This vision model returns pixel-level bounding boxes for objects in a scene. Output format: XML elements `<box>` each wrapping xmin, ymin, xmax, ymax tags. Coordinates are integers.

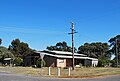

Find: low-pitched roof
<box><xmin>37</xmin><ymin>50</ymin><xmax>98</xmax><ymax>61</ymax></box>
<box><xmin>48</xmin><ymin>50</ymin><xmax>87</xmax><ymax>56</ymax></box>
<box><xmin>4</xmin><ymin>58</ymin><xmax>12</xmax><ymax>60</ymax></box>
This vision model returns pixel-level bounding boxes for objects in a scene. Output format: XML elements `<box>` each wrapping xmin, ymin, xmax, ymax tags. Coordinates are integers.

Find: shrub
<box><xmin>110</xmin><ymin>60</ymin><xmax>117</xmax><ymax>67</ymax></box>
<box><xmin>36</xmin><ymin>58</ymin><xmax>45</xmax><ymax>68</ymax></box>
<box><xmin>98</xmin><ymin>59</ymin><xmax>110</xmax><ymax>67</ymax></box>
<box><xmin>13</xmin><ymin>57</ymin><xmax>23</xmax><ymax>66</ymax></box>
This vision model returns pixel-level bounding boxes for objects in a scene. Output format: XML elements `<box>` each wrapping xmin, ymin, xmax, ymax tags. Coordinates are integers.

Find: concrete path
<box><xmin>0</xmin><ymin>72</ymin><xmax>120</xmax><ymax>81</ymax></box>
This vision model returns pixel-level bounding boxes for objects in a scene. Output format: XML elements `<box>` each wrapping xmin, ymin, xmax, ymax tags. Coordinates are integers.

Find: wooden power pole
<box><xmin>69</xmin><ymin>22</ymin><xmax>77</xmax><ymax>70</ymax></box>
<box><xmin>116</xmin><ymin>38</ymin><xmax>118</xmax><ymax>67</ymax></box>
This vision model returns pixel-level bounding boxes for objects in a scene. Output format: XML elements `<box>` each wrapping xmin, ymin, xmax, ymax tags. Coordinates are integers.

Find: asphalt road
<box><xmin>0</xmin><ymin>72</ymin><xmax>120</xmax><ymax>81</ymax></box>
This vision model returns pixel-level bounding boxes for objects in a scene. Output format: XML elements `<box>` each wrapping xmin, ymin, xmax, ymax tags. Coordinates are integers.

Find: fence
<box><xmin>47</xmin><ymin>67</ymin><xmax>74</xmax><ymax>77</ymax></box>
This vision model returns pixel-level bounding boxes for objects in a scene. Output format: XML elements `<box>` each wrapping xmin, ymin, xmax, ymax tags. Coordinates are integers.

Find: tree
<box><xmin>0</xmin><ymin>46</ymin><xmax>14</xmax><ymax>64</ymax></box>
<box><xmin>78</xmin><ymin>42</ymin><xmax>110</xmax><ymax>66</ymax></box>
<box><xmin>47</xmin><ymin>41</ymin><xmax>77</xmax><ymax>52</ymax></box>
<box><xmin>109</xmin><ymin>35</ymin><xmax>120</xmax><ymax>66</ymax></box>
<box><xmin>8</xmin><ymin>38</ymin><xmax>34</xmax><ymax>57</ymax></box>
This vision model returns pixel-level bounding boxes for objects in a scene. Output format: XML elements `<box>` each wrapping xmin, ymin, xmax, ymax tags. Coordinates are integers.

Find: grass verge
<box><xmin>0</xmin><ymin>66</ymin><xmax>120</xmax><ymax>78</ymax></box>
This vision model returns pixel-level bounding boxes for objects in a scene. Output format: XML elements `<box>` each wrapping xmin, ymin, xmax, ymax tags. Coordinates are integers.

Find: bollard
<box><xmin>48</xmin><ymin>67</ymin><xmax>51</xmax><ymax>76</ymax></box>
<box><xmin>58</xmin><ymin>67</ymin><xmax>60</xmax><ymax>76</ymax></box>
<box><xmin>68</xmin><ymin>67</ymin><xmax>70</xmax><ymax>76</ymax></box>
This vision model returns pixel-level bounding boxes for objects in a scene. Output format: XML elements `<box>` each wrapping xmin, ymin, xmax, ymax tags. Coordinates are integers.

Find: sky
<box><xmin>0</xmin><ymin>0</ymin><xmax>120</xmax><ymax>51</ymax></box>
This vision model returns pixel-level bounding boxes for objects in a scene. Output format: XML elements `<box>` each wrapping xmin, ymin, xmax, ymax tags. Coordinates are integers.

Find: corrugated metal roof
<box><xmin>4</xmin><ymin>58</ymin><xmax>12</xmax><ymax>60</ymax></box>
<box><xmin>39</xmin><ymin>52</ymin><xmax>98</xmax><ymax>61</ymax></box>
<box><xmin>49</xmin><ymin>50</ymin><xmax>87</xmax><ymax>56</ymax></box>
<box><xmin>37</xmin><ymin>50</ymin><xmax>87</xmax><ymax>56</ymax></box>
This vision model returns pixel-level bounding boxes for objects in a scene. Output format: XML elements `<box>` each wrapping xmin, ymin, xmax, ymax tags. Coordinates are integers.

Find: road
<box><xmin>0</xmin><ymin>72</ymin><xmax>120</xmax><ymax>81</ymax></box>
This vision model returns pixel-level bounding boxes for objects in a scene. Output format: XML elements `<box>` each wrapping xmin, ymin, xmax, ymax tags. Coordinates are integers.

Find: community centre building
<box><xmin>23</xmin><ymin>50</ymin><xmax>98</xmax><ymax>67</ymax></box>
<box><xmin>38</xmin><ymin>50</ymin><xmax>98</xmax><ymax>68</ymax></box>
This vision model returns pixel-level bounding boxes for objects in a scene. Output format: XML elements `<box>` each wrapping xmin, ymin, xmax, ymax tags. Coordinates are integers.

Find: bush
<box><xmin>98</xmin><ymin>59</ymin><xmax>110</xmax><ymax>67</ymax></box>
<box><xmin>36</xmin><ymin>58</ymin><xmax>45</xmax><ymax>68</ymax></box>
<box><xmin>110</xmin><ymin>60</ymin><xmax>118</xmax><ymax>67</ymax></box>
<box><xmin>13</xmin><ymin>57</ymin><xmax>23</xmax><ymax>66</ymax></box>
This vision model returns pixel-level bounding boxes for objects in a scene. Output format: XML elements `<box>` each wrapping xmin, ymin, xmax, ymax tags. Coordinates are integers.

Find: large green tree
<box><xmin>78</xmin><ymin>42</ymin><xmax>110</xmax><ymax>66</ymax></box>
<box><xmin>8</xmin><ymin>39</ymin><xmax>34</xmax><ymax>57</ymax></box>
<box><xmin>47</xmin><ymin>41</ymin><xmax>77</xmax><ymax>52</ymax></box>
<box><xmin>109</xmin><ymin>35</ymin><xmax>120</xmax><ymax>65</ymax></box>
<box><xmin>0</xmin><ymin>46</ymin><xmax>14</xmax><ymax>63</ymax></box>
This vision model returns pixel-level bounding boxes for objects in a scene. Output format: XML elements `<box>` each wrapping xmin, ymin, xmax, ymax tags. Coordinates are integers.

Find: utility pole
<box><xmin>69</xmin><ymin>22</ymin><xmax>77</xmax><ymax>70</ymax></box>
<box><xmin>116</xmin><ymin>37</ymin><xmax>118</xmax><ymax>67</ymax></box>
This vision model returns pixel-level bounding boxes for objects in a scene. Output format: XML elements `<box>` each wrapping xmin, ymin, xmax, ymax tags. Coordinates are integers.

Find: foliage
<box><xmin>78</xmin><ymin>42</ymin><xmax>110</xmax><ymax>67</ymax></box>
<box><xmin>13</xmin><ymin>57</ymin><xmax>23</xmax><ymax>66</ymax></box>
<box><xmin>98</xmin><ymin>57</ymin><xmax>110</xmax><ymax>67</ymax></box>
<box><xmin>8</xmin><ymin>38</ymin><xmax>35</xmax><ymax>57</ymax></box>
<box><xmin>78</xmin><ymin>42</ymin><xmax>110</xmax><ymax>58</ymax></box>
<box><xmin>47</xmin><ymin>41</ymin><xmax>77</xmax><ymax>52</ymax></box>
<box><xmin>36</xmin><ymin>58</ymin><xmax>45</xmax><ymax>68</ymax></box>
<box><xmin>0</xmin><ymin>46</ymin><xmax>14</xmax><ymax>63</ymax></box>
<box><xmin>108</xmin><ymin>35</ymin><xmax>120</xmax><ymax>64</ymax></box>
<box><xmin>110</xmin><ymin>60</ymin><xmax>117</xmax><ymax>67</ymax></box>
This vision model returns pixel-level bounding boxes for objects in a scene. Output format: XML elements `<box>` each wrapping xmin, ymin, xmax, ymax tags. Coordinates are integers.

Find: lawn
<box><xmin>0</xmin><ymin>66</ymin><xmax>120</xmax><ymax>78</ymax></box>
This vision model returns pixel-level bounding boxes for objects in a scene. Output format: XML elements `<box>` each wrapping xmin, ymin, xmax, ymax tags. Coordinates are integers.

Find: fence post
<box><xmin>48</xmin><ymin>67</ymin><xmax>51</xmax><ymax>76</ymax></box>
<box><xmin>68</xmin><ymin>67</ymin><xmax>70</xmax><ymax>76</ymax></box>
<box><xmin>58</xmin><ymin>67</ymin><xmax>60</xmax><ymax>76</ymax></box>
